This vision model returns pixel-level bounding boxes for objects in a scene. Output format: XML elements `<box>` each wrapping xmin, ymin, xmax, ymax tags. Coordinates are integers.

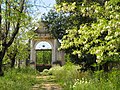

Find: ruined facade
<box><xmin>30</xmin><ymin>23</ymin><xmax>65</xmax><ymax>68</ymax></box>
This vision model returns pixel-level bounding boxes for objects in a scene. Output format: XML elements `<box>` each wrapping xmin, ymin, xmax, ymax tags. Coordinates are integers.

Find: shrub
<box><xmin>48</xmin><ymin>62</ymin><xmax>83</xmax><ymax>89</ymax></box>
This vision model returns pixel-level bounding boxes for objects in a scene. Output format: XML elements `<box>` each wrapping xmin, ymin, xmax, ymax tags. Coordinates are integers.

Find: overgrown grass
<box><xmin>41</xmin><ymin>62</ymin><xmax>120</xmax><ymax>90</ymax></box>
<box><xmin>42</xmin><ymin>62</ymin><xmax>83</xmax><ymax>89</ymax></box>
<box><xmin>73</xmin><ymin>70</ymin><xmax>120</xmax><ymax>90</ymax></box>
<box><xmin>0</xmin><ymin>67</ymin><xmax>39</xmax><ymax>90</ymax></box>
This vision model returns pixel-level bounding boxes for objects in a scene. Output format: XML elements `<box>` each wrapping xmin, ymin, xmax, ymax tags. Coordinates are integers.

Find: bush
<box><xmin>44</xmin><ymin>62</ymin><xmax>120</xmax><ymax>90</ymax></box>
<box><xmin>47</xmin><ymin>62</ymin><xmax>83</xmax><ymax>89</ymax></box>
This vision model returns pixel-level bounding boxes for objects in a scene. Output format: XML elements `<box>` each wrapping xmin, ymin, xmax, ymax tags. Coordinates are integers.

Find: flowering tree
<box><xmin>59</xmin><ymin>0</ymin><xmax>120</xmax><ymax>67</ymax></box>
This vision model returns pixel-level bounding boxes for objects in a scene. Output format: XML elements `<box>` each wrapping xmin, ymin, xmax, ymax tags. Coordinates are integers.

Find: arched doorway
<box><xmin>30</xmin><ymin>22</ymin><xmax>65</xmax><ymax>69</ymax></box>
<box><xmin>35</xmin><ymin>41</ymin><xmax>52</xmax><ymax>64</ymax></box>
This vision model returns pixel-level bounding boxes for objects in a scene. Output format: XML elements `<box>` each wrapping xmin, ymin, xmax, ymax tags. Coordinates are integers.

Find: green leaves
<box><xmin>55</xmin><ymin>2</ymin><xmax>76</xmax><ymax>12</ymax></box>
<box><xmin>59</xmin><ymin>1</ymin><xmax>120</xmax><ymax>63</ymax></box>
<box><xmin>41</xmin><ymin>9</ymin><xmax>69</xmax><ymax>39</ymax></box>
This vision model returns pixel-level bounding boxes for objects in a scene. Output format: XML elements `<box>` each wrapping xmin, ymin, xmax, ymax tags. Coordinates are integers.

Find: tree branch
<box><xmin>7</xmin><ymin>0</ymin><xmax>25</xmax><ymax>47</ymax></box>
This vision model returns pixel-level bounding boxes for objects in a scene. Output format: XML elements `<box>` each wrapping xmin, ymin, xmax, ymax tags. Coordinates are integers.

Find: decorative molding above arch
<box><xmin>34</xmin><ymin>40</ymin><xmax>54</xmax><ymax>50</ymax></box>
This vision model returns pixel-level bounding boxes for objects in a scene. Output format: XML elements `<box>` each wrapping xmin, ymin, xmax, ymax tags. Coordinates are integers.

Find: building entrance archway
<box><xmin>30</xmin><ymin>23</ymin><xmax>65</xmax><ymax>69</ymax></box>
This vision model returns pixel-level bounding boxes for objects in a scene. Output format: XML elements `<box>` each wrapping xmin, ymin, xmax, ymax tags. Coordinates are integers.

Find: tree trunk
<box><xmin>11</xmin><ymin>58</ymin><xmax>16</xmax><ymax>68</ymax></box>
<box><xmin>0</xmin><ymin>62</ymin><xmax>4</xmax><ymax>76</ymax></box>
<box><xmin>0</xmin><ymin>48</ymin><xmax>6</xmax><ymax>76</ymax></box>
<box><xmin>0</xmin><ymin>0</ymin><xmax>3</xmax><ymax>76</ymax></box>
<box><xmin>7</xmin><ymin>50</ymin><xmax>17</xmax><ymax>68</ymax></box>
<box><xmin>10</xmin><ymin>54</ymin><xmax>16</xmax><ymax>68</ymax></box>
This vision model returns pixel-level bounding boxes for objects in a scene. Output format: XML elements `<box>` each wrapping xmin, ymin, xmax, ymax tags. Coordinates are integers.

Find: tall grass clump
<box><xmin>48</xmin><ymin>61</ymin><xmax>88</xmax><ymax>89</ymax></box>
<box><xmin>0</xmin><ymin>67</ymin><xmax>38</xmax><ymax>90</ymax></box>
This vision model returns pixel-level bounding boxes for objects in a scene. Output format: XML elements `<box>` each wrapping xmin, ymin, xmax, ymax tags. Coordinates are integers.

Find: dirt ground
<box><xmin>32</xmin><ymin>76</ymin><xmax>63</xmax><ymax>90</ymax></box>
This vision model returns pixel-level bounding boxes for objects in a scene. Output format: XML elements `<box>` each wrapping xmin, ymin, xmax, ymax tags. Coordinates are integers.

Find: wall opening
<box><xmin>35</xmin><ymin>41</ymin><xmax>52</xmax><ymax>64</ymax></box>
<box><xmin>36</xmin><ymin>50</ymin><xmax>52</xmax><ymax>64</ymax></box>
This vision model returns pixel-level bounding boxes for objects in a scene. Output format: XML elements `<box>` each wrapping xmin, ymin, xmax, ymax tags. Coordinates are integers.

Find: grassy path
<box><xmin>32</xmin><ymin>75</ymin><xmax>63</xmax><ymax>90</ymax></box>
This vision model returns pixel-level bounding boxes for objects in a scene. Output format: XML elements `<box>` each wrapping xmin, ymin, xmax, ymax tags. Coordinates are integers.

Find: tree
<box><xmin>5</xmin><ymin>33</ymin><xmax>31</xmax><ymax>68</ymax></box>
<box><xmin>0</xmin><ymin>0</ymin><xmax>28</xmax><ymax>76</ymax></box>
<box><xmin>41</xmin><ymin>9</ymin><xmax>68</xmax><ymax>39</ymax></box>
<box><xmin>59</xmin><ymin>0</ymin><xmax>120</xmax><ymax>70</ymax></box>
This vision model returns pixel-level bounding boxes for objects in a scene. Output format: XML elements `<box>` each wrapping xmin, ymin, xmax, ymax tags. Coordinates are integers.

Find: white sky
<box><xmin>30</xmin><ymin>0</ymin><xmax>56</xmax><ymax>19</ymax></box>
<box><xmin>39</xmin><ymin>0</ymin><xmax>56</xmax><ymax>14</ymax></box>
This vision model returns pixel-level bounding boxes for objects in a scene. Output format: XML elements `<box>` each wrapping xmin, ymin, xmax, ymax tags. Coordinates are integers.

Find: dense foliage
<box><xmin>0</xmin><ymin>0</ymin><xmax>30</xmax><ymax>75</ymax></box>
<box><xmin>41</xmin><ymin>9</ymin><xmax>68</xmax><ymax>39</ymax></box>
<box><xmin>36</xmin><ymin>51</ymin><xmax>52</xmax><ymax>64</ymax></box>
<box><xmin>58</xmin><ymin>0</ymin><xmax>120</xmax><ymax>66</ymax></box>
<box><xmin>0</xmin><ymin>0</ymin><xmax>36</xmax><ymax>75</ymax></box>
<box><xmin>3</xmin><ymin>31</ymin><xmax>33</xmax><ymax>68</ymax></box>
<box><xmin>41</xmin><ymin>0</ymin><xmax>120</xmax><ymax>70</ymax></box>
